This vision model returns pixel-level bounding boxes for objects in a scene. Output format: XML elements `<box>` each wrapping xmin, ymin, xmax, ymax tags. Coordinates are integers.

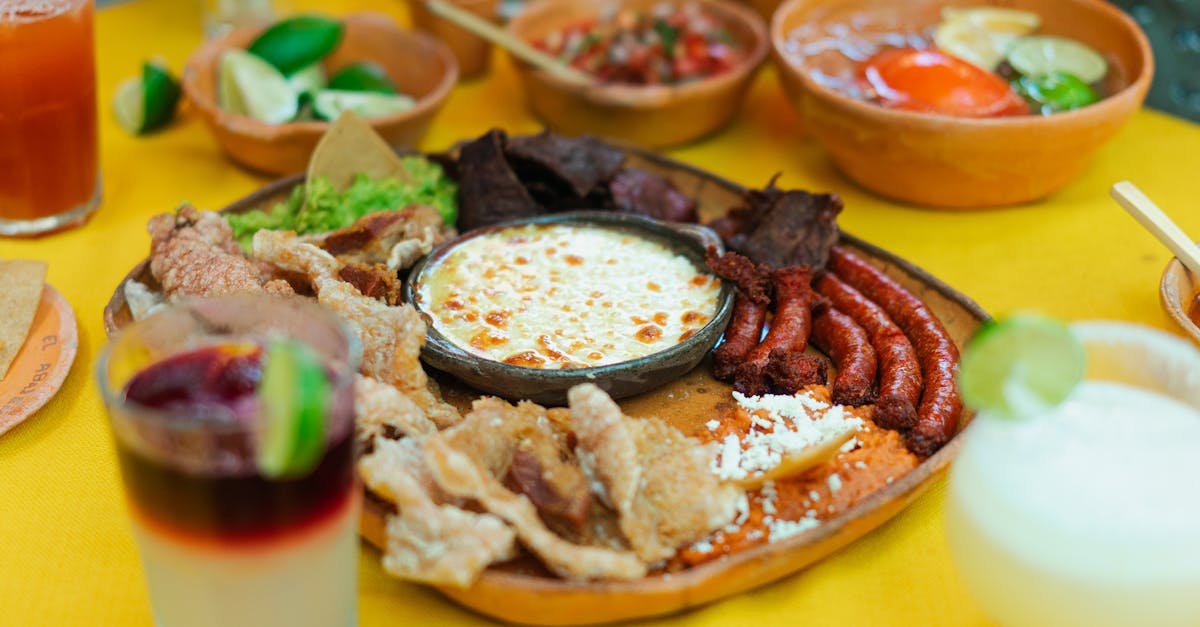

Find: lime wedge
<box><xmin>218</xmin><ymin>48</ymin><xmax>298</xmax><ymax>123</ymax></box>
<box><xmin>113</xmin><ymin>60</ymin><xmax>182</xmax><ymax>135</ymax></box>
<box><xmin>247</xmin><ymin>15</ymin><xmax>344</xmax><ymax>76</ymax></box>
<box><xmin>936</xmin><ymin>7</ymin><xmax>1040</xmax><ymax>71</ymax></box>
<box><xmin>288</xmin><ymin>62</ymin><xmax>327</xmax><ymax>98</ymax></box>
<box><xmin>959</xmin><ymin>314</ymin><xmax>1086</xmax><ymax>419</ymax></box>
<box><xmin>256</xmin><ymin>339</ymin><xmax>330</xmax><ymax>479</ymax></box>
<box><xmin>328</xmin><ymin>61</ymin><xmax>397</xmax><ymax>94</ymax></box>
<box><xmin>1007</xmin><ymin>35</ymin><xmax>1108</xmax><ymax>83</ymax></box>
<box><xmin>312</xmin><ymin>89</ymin><xmax>414</xmax><ymax>121</ymax></box>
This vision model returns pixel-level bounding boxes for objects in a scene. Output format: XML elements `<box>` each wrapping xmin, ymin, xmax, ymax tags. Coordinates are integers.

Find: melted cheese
<box><xmin>417</xmin><ymin>223</ymin><xmax>722</xmax><ymax>369</ymax></box>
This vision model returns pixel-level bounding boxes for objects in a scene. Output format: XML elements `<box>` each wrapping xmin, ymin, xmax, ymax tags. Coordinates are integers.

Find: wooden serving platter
<box><xmin>104</xmin><ymin>144</ymin><xmax>989</xmax><ymax>625</ymax></box>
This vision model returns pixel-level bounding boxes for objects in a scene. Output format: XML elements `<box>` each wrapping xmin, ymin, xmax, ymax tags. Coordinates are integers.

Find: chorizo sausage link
<box><xmin>828</xmin><ymin>247</ymin><xmax>962</xmax><ymax>455</ymax></box>
<box><xmin>811</xmin><ymin>307</ymin><xmax>877</xmax><ymax>407</ymax></box>
<box><xmin>744</xmin><ymin>266</ymin><xmax>819</xmax><ymax>366</ymax></box>
<box><xmin>815</xmin><ymin>273</ymin><xmax>921</xmax><ymax>429</ymax></box>
<box><xmin>713</xmin><ymin>294</ymin><xmax>768</xmax><ymax>382</ymax></box>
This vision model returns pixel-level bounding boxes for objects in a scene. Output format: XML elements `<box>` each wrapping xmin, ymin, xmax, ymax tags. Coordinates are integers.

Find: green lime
<box><xmin>312</xmin><ymin>89</ymin><xmax>414</xmax><ymax>121</ymax></box>
<box><xmin>256</xmin><ymin>339</ymin><xmax>330</xmax><ymax>479</ymax></box>
<box><xmin>958</xmin><ymin>314</ymin><xmax>1086</xmax><ymax>419</ymax></box>
<box><xmin>218</xmin><ymin>48</ymin><xmax>299</xmax><ymax>123</ymax></box>
<box><xmin>247</xmin><ymin>15</ymin><xmax>344</xmax><ymax>76</ymax></box>
<box><xmin>288</xmin><ymin>62</ymin><xmax>327</xmax><ymax>98</ymax></box>
<box><xmin>328</xmin><ymin>61</ymin><xmax>397</xmax><ymax>94</ymax></box>
<box><xmin>1007</xmin><ymin>35</ymin><xmax>1108</xmax><ymax>84</ymax></box>
<box><xmin>1013</xmin><ymin>72</ymin><xmax>1099</xmax><ymax>114</ymax></box>
<box><xmin>113</xmin><ymin>60</ymin><xmax>182</xmax><ymax>135</ymax></box>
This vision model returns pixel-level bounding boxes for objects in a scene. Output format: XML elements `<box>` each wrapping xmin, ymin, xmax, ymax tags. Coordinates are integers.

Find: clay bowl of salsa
<box><xmin>404</xmin><ymin>211</ymin><xmax>735</xmax><ymax>405</ymax></box>
<box><xmin>183</xmin><ymin>12</ymin><xmax>458</xmax><ymax>175</ymax></box>
<box><xmin>507</xmin><ymin>0</ymin><xmax>769</xmax><ymax>148</ymax></box>
<box><xmin>1159</xmin><ymin>256</ymin><xmax>1200</xmax><ymax>346</ymax></box>
<box><xmin>770</xmin><ymin>0</ymin><xmax>1153</xmax><ymax>208</ymax></box>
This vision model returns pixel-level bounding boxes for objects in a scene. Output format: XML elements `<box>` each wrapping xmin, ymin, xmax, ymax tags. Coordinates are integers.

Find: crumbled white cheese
<box><xmin>705</xmin><ymin>419</ymin><xmax>720</xmax><ymax>432</ymax></box>
<box><xmin>768</xmin><ymin>516</ymin><xmax>819</xmax><ymax>542</ymax></box>
<box><xmin>809</xmin><ymin>490</ymin><xmax>821</xmax><ymax>502</ymax></box>
<box><xmin>840</xmin><ymin>437</ymin><xmax>859</xmax><ymax>452</ymax></box>
<box><xmin>760</xmin><ymin>481</ymin><xmax>778</xmax><ymax>515</ymax></box>
<box><xmin>854</xmin><ymin>460</ymin><xmax>868</xmax><ymax>470</ymax></box>
<box><xmin>734</xmin><ymin>493</ymin><xmax>750</xmax><ymax>525</ymax></box>
<box><xmin>886</xmin><ymin>476</ymin><xmax>894</xmax><ymax>484</ymax></box>
<box><xmin>691</xmin><ymin>540</ymin><xmax>714</xmax><ymax>554</ymax></box>
<box><xmin>827</xmin><ymin>473</ymin><xmax>842</xmax><ymax>494</ymax></box>
<box><xmin>710</xmin><ymin>391</ymin><xmax>864</xmax><ymax>481</ymax></box>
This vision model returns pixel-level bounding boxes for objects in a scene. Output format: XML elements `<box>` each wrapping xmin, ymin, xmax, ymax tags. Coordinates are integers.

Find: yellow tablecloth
<box><xmin>3</xmin><ymin>0</ymin><xmax>1199</xmax><ymax>624</ymax></box>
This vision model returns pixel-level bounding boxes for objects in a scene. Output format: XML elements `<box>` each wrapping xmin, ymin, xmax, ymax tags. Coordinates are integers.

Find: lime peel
<box><xmin>256</xmin><ymin>339</ymin><xmax>330</xmax><ymax>479</ymax></box>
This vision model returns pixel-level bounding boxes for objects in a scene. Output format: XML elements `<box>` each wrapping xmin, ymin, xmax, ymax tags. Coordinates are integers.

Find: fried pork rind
<box><xmin>314</xmin><ymin>205</ymin><xmax>450</xmax><ymax>272</ymax></box>
<box><xmin>568</xmin><ymin>384</ymin><xmax>742</xmax><ymax>563</ymax></box>
<box><xmin>252</xmin><ymin>229</ymin><xmax>460</xmax><ymax>428</ymax></box>
<box><xmin>361</xmin><ymin>438</ymin><xmax>517</xmax><ymax>587</ymax></box>
<box><xmin>354</xmin><ymin>374</ymin><xmax>437</xmax><ymax>444</ymax></box>
<box><xmin>442</xmin><ymin>398</ymin><xmax>592</xmax><ymax>532</ymax></box>
<box><xmin>423</xmin><ymin>437</ymin><xmax>647</xmax><ymax>581</ymax></box>
<box><xmin>148</xmin><ymin>204</ymin><xmax>295</xmax><ymax>301</ymax></box>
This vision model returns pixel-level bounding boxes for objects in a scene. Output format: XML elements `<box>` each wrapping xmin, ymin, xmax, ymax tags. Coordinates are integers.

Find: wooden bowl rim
<box><xmin>181</xmin><ymin>12</ymin><xmax>460</xmax><ymax>140</ymax></box>
<box><xmin>769</xmin><ymin>0</ymin><xmax>1154</xmax><ymax>129</ymax></box>
<box><xmin>1159</xmin><ymin>257</ymin><xmax>1200</xmax><ymax>345</ymax></box>
<box><xmin>506</xmin><ymin>0</ymin><xmax>770</xmax><ymax>106</ymax></box>
<box><xmin>103</xmin><ymin>142</ymin><xmax>989</xmax><ymax>604</ymax></box>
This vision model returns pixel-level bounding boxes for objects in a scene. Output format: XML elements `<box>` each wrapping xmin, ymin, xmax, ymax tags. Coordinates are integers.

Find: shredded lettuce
<box><xmin>228</xmin><ymin>156</ymin><xmax>458</xmax><ymax>249</ymax></box>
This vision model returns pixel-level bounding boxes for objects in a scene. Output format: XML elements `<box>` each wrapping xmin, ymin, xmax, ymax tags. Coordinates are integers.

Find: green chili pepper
<box><xmin>1012</xmin><ymin>71</ymin><xmax>1100</xmax><ymax>115</ymax></box>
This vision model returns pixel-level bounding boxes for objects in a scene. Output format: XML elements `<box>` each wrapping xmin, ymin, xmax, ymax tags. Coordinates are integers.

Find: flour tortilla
<box><xmin>0</xmin><ymin>260</ymin><xmax>47</xmax><ymax>379</ymax></box>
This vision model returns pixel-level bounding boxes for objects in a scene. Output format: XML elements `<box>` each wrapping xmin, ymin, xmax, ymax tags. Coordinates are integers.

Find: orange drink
<box><xmin>0</xmin><ymin>0</ymin><xmax>100</xmax><ymax>236</ymax></box>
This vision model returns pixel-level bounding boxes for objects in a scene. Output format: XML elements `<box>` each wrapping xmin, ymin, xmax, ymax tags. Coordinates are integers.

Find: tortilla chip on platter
<box><xmin>0</xmin><ymin>259</ymin><xmax>47</xmax><ymax>379</ymax></box>
<box><xmin>306</xmin><ymin>110</ymin><xmax>415</xmax><ymax>197</ymax></box>
<box><xmin>103</xmin><ymin>122</ymin><xmax>987</xmax><ymax>625</ymax></box>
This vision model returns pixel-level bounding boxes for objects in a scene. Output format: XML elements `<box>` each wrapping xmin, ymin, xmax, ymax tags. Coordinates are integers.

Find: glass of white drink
<box><xmin>948</xmin><ymin>318</ymin><xmax>1200</xmax><ymax>627</ymax></box>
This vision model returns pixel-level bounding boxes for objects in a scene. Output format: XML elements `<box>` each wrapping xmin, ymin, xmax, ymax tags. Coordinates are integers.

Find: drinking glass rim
<box><xmin>95</xmin><ymin>295</ymin><xmax>362</xmax><ymax>434</ymax></box>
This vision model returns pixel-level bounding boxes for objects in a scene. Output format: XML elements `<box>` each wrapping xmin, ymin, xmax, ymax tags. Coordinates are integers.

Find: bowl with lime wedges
<box><xmin>183</xmin><ymin>12</ymin><xmax>458</xmax><ymax>175</ymax></box>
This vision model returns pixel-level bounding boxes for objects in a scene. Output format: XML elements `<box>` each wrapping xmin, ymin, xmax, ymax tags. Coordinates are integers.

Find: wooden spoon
<box><xmin>421</xmin><ymin>0</ymin><xmax>593</xmax><ymax>85</ymax></box>
<box><xmin>1111</xmin><ymin>181</ymin><xmax>1200</xmax><ymax>276</ymax></box>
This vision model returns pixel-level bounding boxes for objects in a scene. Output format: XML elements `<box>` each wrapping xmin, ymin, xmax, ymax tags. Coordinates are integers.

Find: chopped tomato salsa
<box><xmin>532</xmin><ymin>2</ymin><xmax>742</xmax><ymax>85</ymax></box>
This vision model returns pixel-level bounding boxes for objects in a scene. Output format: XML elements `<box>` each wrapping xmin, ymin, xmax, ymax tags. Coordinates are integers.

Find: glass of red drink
<box><xmin>96</xmin><ymin>295</ymin><xmax>361</xmax><ymax>627</ymax></box>
<box><xmin>0</xmin><ymin>0</ymin><xmax>101</xmax><ymax>236</ymax></box>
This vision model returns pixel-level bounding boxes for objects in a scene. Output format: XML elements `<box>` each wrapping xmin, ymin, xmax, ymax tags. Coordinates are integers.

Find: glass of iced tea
<box><xmin>0</xmin><ymin>0</ymin><xmax>100</xmax><ymax>236</ymax></box>
<box><xmin>96</xmin><ymin>295</ymin><xmax>361</xmax><ymax>627</ymax></box>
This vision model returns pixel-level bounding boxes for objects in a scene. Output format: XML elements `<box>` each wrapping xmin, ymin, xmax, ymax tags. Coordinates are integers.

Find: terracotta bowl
<box><xmin>182</xmin><ymin>12</ymin><xmax>458</xmax><ymax>175</ymax></box>
<box><xmin>506</xmin><ymin>0</ymin><xmax>769</xmax><ymax>148</ymax></box>
<box><xmin>404</xmin><ymin>211</ymin><xmax>736</xmax><ymax>405</ymax></box>
<box><xmin>1160</xmin><ymin>256</ymin><xmax>1200</xmax><ymax>345</ymax></box>
<box><xmin>770</xmin><ymin>0</ymin><xmax>1153</xmax><ymax>208</ymax></box>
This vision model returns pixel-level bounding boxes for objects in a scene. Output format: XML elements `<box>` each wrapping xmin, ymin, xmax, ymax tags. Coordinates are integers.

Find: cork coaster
<box><xmin>0</xmin><ymin>286</ymin><xmax>78</xmax><ymax>433</ymax></box>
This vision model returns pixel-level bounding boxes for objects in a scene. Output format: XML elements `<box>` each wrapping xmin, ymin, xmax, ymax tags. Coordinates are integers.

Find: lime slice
<box><xmin>1007</xmin><ymin>35</ymin><xmax>1108</xmax><ymax>83</ymax></box>
<box><xmin>936</xmin><ymin>7</ymin><xmax>1040</xmax><ymax>71</ymax></box>
<box><xmin>113</xmin><ymin>60</ymin><xmax>182</xmax><ymax>135</ymax></box>
<box><xmin>247</xmin><ymin>15</ymin><xmax>344</xmax><ymax>76</ymax></box>
<box><xmin>256</xmin><ymin>339</ymin><xmax>330</xmax><ymax>479</ymax></box>
<box><xmin>288</xmin><ymin>62</ymin><xmax>327</xmax><ymax>98</ymax></box>
<box><xmin>328</xmin><ymin>61</ymin><xmax>397</xmax><ymax>94</ymax></box>
<box><xmin>218</xmin><ymin>48</ymin><xmax>299</xmax><ymax>123</ymax></box>
<box><xmin>959</xmin><ymin>314</ymin><xmax>1086</xmax><ymax>419</ymax></box>
<box><xmin>312</xmin><ymin>89</ymin><xmax>415</xmax><ymax>121</ymax></box>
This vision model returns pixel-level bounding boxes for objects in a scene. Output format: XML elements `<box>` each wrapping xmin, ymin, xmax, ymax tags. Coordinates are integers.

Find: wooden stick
<box><xmin>1111</xmin><ymin>181</ymin><xmax>1200</xmax><ymax>277</ymax></box>
<box><xmin>423</xmin><ymin>0</ymin><xmax>593</xmax><ymax>85</ymax></box>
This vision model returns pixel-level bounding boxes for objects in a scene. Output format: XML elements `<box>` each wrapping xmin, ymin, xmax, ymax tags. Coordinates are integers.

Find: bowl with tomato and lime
<box><xmin>508</xmin><ymin>0</ymin><xmax>769</xmax><ymax>148</ymax></box>
<box><xmin>770</xmin><ymin>0</ymin><xmax>1152</xmax><ymax>208</ymax></box>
